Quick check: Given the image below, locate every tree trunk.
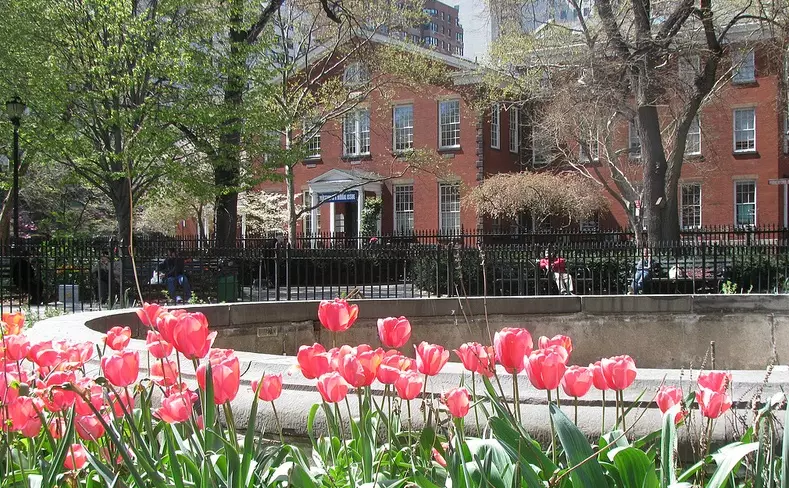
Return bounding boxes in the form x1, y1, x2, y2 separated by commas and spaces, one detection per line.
284, 127, 297, 246
111, 178, 133, 256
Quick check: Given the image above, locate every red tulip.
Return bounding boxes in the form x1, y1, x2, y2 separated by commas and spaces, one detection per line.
590, 361, 609, 391
601, 355, 637, 391
196, 349, 240, 404
101, 350, 140, 387
156, 392, 196, 424
377, 351, 414, 384
251, 374, 283, 402
64, 444, 88, 471
318, 299, 359, 332
443, 387, 471, 418
317, 372, 349, 403
526, 347, 567, 390
136, 302, 164, 327
2, 334, 30, 361
561, 365, 593, 398
395, 370, 423, 400
2, 312, 24, 335
151, 359, 179, 387
696, 387, 732, 419
171, 312, 216, 359
454, 342, 496, 377
539, 334, 573, 358
76, 414, 105, 441
7, 397, 43, 437
296, 344, 331, 379
37, 370, 77, 412
146, 330, 173, 359
415, 342, 449, 376
104, 326, 132, 351
494, 327, 533, 374
377, 316, 411, 348
338, 348, 383, 388
697, 371, 731, 394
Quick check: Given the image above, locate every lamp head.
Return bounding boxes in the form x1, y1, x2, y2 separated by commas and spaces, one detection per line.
6, 96, 26, 125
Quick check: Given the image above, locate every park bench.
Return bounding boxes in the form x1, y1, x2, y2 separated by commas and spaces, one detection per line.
646, 256, 731, 294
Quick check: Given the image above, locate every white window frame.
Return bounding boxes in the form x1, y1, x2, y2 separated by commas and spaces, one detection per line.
734, 180, 756, 227
490, 104, 500, 149
304, 122, 321, 159
732, 49, 756, 84
302, 192, 321, 234
733, 107, 756, 153
680, 183, 702, 229
393, 184, 414, 234
532, 127, 549, 167
438, 183, 461, 233
629, 119, 641, 159
685, 116, 701, 156
343, 62, 370, 86
438, 99, 461, 149
393, 104, 414, 152
509, 107, 519, 153
343, 109, 371, 157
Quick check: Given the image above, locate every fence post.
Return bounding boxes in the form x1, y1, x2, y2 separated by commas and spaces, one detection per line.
285, 244, 291, 301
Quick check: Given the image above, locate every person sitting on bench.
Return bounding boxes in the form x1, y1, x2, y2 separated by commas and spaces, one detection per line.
632, 247, 653, 294
539, 249, 574, 295
91, 251, 122, 303
158, 248, 191, 303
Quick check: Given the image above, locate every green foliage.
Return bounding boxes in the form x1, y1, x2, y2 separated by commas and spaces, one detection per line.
360, 197, 383, 237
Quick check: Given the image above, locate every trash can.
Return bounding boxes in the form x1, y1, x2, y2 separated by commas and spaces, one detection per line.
217, 258, 240, 302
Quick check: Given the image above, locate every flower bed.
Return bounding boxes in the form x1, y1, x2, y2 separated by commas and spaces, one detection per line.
0, 300, 785, 487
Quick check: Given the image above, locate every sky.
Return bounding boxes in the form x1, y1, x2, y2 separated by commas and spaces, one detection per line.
455, 0, 493, 62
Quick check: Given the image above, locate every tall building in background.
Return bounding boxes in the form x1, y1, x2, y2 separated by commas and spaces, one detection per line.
491, 0, 595, 39
418, 1, 464, 57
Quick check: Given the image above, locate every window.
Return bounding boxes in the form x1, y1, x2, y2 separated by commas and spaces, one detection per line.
447, 14, 451, 22
733, 108, 756, 153
302, 192, 321, 234
580, 214, 599, 232
454, 45, 463, 56
456, 32, 463, 42
334, 213, 345, 233
532, 127, 549, 167
685, 116, 701, 156
393, 104, 414, 152
394, 184, 414, 234
735, 181, 756, 227
423, 36, 438, 47
580, 134, 599, 162
629, 119, 641, 158
490, 104, 500, 149
305, 123, 321, 158
424, 8, 437, 15
442, 26, 445, 34
426, 22, 438, 31
440, 11, 444, 20
679, 55, 700, 86
343, 109, 370, 156
456, 18, 460, 26
439, 100, 461, 148
439, 183, 461, 233
680, 183, 701, 229
343, 62, 370, 86
732, 49, 755, 83
559, 9, 567, 20
509, 107, 519, 153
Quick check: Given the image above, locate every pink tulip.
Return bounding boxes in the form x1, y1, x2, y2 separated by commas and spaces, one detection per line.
74, 378, 103, 416
601, 355, 637, 391
251, 374, 283, 402
318, 299, 359, 332
338, 348, 383, 388
64, 444, 88, 471
7, 396, 43, 437
104, 326, 132, 351
526, 347, 567, 390
2, 312, 24, 335
2, 334, 30, 361
151, 359, 179, 387
443, 387, 471, 418
590, 361, 609, 391
136, 302, 164, 327
171, 312, 216, 359
656, 385, 686, 423
76, 414, 105, 441
297, 344, 331, 379
146, 330, 173, 359
697, 371, 731, 393
377, 316, 412, 348
395, 370, 423, 400
539, 334, 573, 358
696, 387, 732, 419
101, 350, 140, 387
376, 351, 414, 385
196, 349, 240, 404
494, 327, 533, 374
317, 372, 349, 403
156, 392, 196, 424
561, 365, 593, 398
415, 342, 449, 376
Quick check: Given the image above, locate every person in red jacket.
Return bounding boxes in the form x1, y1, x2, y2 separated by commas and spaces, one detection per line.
539, 249, 574, 295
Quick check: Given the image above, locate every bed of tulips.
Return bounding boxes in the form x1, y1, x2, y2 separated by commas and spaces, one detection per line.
0, 298, 787, 487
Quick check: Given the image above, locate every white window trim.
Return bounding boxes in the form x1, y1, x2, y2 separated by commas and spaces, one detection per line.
685, 116, 702, 156
491, 104, 500, 149
680, 183, 702, 230
393, 184, 414, 234
732, 107, 757, 153
629, 120, 641, 159
304, 122, 321, 159
732, 49, 756, 84
343, 62, 370, 87
392, 104, 414, 153
509, 107, 519, 153
580, 132, 600, 162
438, 99, 461, 150
343, 109, 371, 157
734, 180, 757, 227
438, 183, 461, 233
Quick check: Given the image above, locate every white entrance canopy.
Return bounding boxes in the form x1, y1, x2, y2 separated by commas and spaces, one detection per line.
306, 168, 383, 239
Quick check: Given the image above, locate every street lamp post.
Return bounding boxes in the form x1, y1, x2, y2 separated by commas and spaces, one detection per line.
6, 96, 26, 242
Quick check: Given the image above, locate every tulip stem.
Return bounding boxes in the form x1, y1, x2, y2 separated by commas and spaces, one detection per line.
619, 390, 627, 433
555, 388, 561, 407
547, 389, 556, 464
574, 396, 579, 425
270, 401, 284, 445
471, 372, 480, 435
223, 402, 237, 442
601, 390, 606, 436
332, 331, 336, 349
614, 390, 620, 430
335, 402, 353, 483
422, 373, 429, 424
406, 400, 413, 447
512, 374, 521, 424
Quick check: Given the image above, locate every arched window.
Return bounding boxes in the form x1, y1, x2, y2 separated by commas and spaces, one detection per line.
343, 62, 370, 86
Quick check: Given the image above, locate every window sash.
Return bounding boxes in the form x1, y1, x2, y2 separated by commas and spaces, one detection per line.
393, 105, 414, 151
629, 120, 641, 158
732, 50, 756, 83
680, 184, 702, 229
509, 108, 519, 153
491, 104, 500, 149
735, 181, 756, 226
685, 116, 701, 155
733, 108, 756, 152
302, 192, 321, 234
394, 185, 414, 234
439, 100, 461, 148
439, 183, 461, 232
343, 110, 370, 156
304, 123, 321, 158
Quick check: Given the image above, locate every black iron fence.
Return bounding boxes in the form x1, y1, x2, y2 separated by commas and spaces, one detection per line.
2, 226, 788, 314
